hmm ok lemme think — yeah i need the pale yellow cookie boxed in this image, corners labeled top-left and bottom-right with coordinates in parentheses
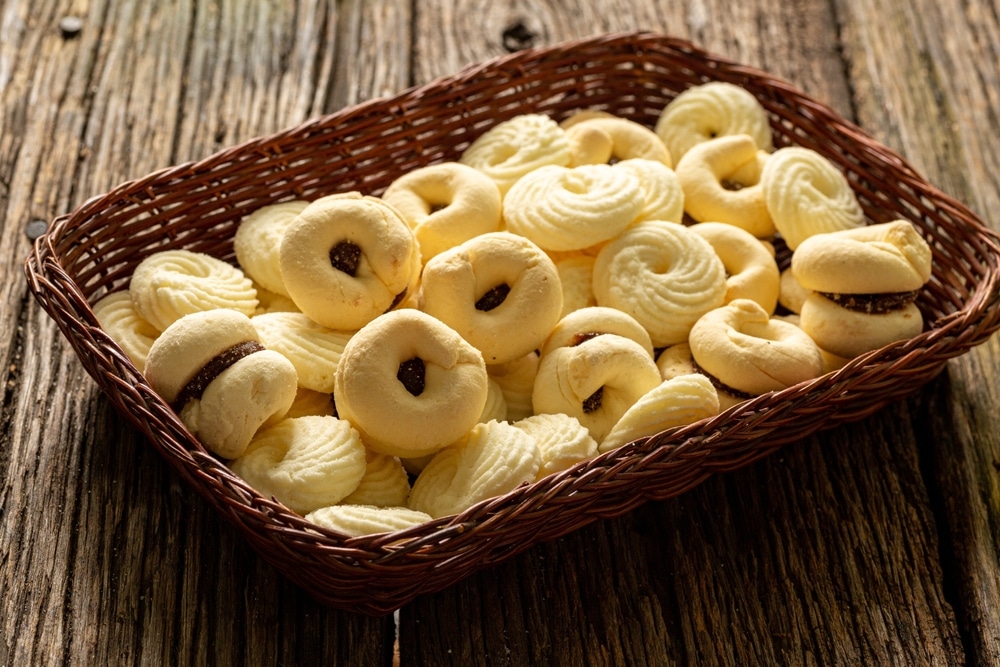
top-left (479, 378), bottom-right (509, 424)
top-left (340, 449), bottom-right (412, 508)
top-left (407, 420), bottom-right (540, 519)
top-left (613, 158), bottom-right (685, 224)
top-left (539, 306), bottom-right (654, 359)
top-left (143, 309), bottom-right (298, 459)
top-left (230, 415), bottom-right (366, 514)
top-left (487, 352), bottom-right (540, 423)
top-left (233, 200), bottom-right (310, 296)
top-left (778, 267), bottom-right (811, 315)
top-left (564, 116), bottom-right (672, 167)
top-left (799, 292), bottom-right (924, 359)
top-left (554, 254), bottom-right (597, 318)
top-left (532, 334), bottom-right (662, 443)
top-left (656, 342), bottom-right (697, 380)
top-left (278, 192), bottom-right (421, 331)
top-left (689, 299), bottom-right (824, 396)
top-left (306, 504), bottom-right (432, 537)
top-left (284, 387), bottom-right (337, 419)
top-left (592, 221), bottom-right (727, 347)
top-left (251, 311), bottom-right (354, 394)
top-left (502, 164), bottom-right (643, 252)
top-left (689, 221), bottom-right (780, 314)
top-left (92, 290), bottom-right (159, 371)
top-left (130, 249), bottom-right (257, 332)
top-left (512, 412), bottom-right (598, 481)
top-left (418, 232), bottom-right (563, 364)
top-left (459, 113), bottom-right (571, 195)
top-left (675, 134), bottom-right (774, 238)
top-left (598, 374), bottom-right (720, 453)
top-left (654, 81), bottom-right (774, 163)
top-left (381, 162), bottom-right (503, 262)
top-left (252, 283), bottom-right (300, 315)
top-left (334, 309), bottom-right (489, 458)
top-left (760, 146), bottom-right (865, 250)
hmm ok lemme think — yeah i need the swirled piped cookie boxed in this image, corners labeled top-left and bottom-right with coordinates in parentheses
top-left (459, 113), bottom-right (571, 195)
top-left (234, 200), bottom-right (310, 296)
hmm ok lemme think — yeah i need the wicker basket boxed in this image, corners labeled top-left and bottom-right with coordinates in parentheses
top-left (24, 31), bottom-right (1000, 616)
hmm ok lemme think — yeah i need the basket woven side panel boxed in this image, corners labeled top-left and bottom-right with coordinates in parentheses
top-left (25, 32), bottom-right (1000, 615)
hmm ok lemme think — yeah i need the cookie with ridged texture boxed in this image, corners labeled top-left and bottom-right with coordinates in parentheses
top-left (532, 334), bottom-right (662, 443)
top-left (654, 81), bottom-right (774, 163)
top-left (306, 505), bottom-right (432, 537)
top-left (278, 192), bottom-right (421, 331)
top-left (407, 420), bottom-right (540, 519)
top-left (233, 200), bottom-right (310, 295)
top-left (613, 158), bottom-right (685, 224)
top-left (92, 291), bottom-right (159, 371)
top-left (251, 311), bottom-right (354, 394)
top-left (761, 146), bottom-right (865, 250)
top-left (458, 113), bottom-right (571, 195)
top-left (599, 374), bottom-right (720, 453)
top-left (486, 352), bottom-right (539, 423)
top-left (129, 249), bottom-right (258, 332)
top-left (340, 449), bottom-right (411, 508)
top-left (478, 378), bottom-right (509, 424)
top-left (230, 415), bottom-right (366, 514)
top-left (553, 254), bottom-right (597, 318)
top-left (284, 387), bottom-right (337, 419)
top-left (503, 164), bottom-right (643, 252)
top-left (593, 221), bottom-right (727, 347)
top-left (512, 412), bottom-right (598, 481)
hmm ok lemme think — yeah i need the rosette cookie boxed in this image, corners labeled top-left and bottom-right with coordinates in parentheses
top-left (130, 249), bottom-right (258, 332)
top-left (251, 311), bottom-right (353, 394)
top-left (593, 221), bottom-right (727, 347)
top-left (613, 158), bottom-right (685, 224)
top-left (233, 200), bottom-right (310, 296)
top-left (503, 164), bottom-right (644, 252)
top-left (92, 291), bottom-right (159, 371)
top-left (598, 374), bottom-right (720, 453)
top-left (675, 134), bottom-right (774, 238)
top-left (340, 449), bottom-right (412, 508)
top-left (532, 334), bottom-right (661, 443)
top-left (419, 232), bottom-right (563, 364)
top-left (334, 309), bottom-right (489, 458)
top-left (278, 192), bottom-right (421, 331)
top-left (306, 505), bottom-right (433, 537)
top-left (761, 146), bottom-right (865, 250)
top-left (512, 413), bottom-right (598, 481)
top-left (408, 419), bottom-right (540, 519)
top-left (144, 309), bottom-right (298, 459)
top-left (229, 415), bottom-right (367, 515)
top-left (654, 81), bottom-right (774, 163)
top-left (381, 162), bottom-right (502, 262)
top-left (486, 352), bottom-right (540, 423)
top-left (458, 113), bottom-right (571, 195)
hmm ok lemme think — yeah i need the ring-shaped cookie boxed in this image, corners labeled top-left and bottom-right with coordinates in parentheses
top-left (129, 249), bottom-right (258, 332)
top-left (592, 221), bottom-right (727, 347)
top-left (675, 134), bottom-right (775, 238)
top-left (458, 113), bottom-right (571, 195)
top-left (613, 158), bottom-right (685, 224)
top-left (761, 146), bottom-right (865, 249)
top-left (278, 192), bottom-right (421, 331)
top-left (334, 309), bottom-right (489, 458)
top-left (502, 164), bottom-right (644, 252)
top-left (419, 232), bottom-right (563, 364)
top-left (539, 306), bottom-right (654, 359)
top-left (532, 334), bottom-right (662, 443)
top-left (233, 200), bottom-right (310, 296)
top-left (688, 298), bottom-right (823, 396)
top-left (654, 81), bottom-right (774, 163)
top-left (251, 311), bottom-right (354, 394)
top-left (689, 221), bottom-right (780, 314)
top-left (92, 291), bottom-right (159, 371)
top-left (565, 116), bottom-right (672, 167)
top-left (381, 162), bottom-right (503, 262)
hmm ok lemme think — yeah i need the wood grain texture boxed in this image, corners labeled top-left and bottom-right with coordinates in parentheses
top-left (2, 0), bottom-right (999, 665)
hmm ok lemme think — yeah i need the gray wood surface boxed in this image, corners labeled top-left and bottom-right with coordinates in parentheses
top-left (2, 0), bottom-right (998, 665)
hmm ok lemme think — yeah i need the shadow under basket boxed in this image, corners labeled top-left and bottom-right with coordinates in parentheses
top-left (24, 31), bottom-right (1000, 616)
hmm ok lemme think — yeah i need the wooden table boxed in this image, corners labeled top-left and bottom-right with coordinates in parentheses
top-left (4, 1), bottom-right (999, 665)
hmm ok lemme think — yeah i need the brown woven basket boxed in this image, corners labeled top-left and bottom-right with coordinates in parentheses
top-left (24, 31), bottom-right (1000, 616)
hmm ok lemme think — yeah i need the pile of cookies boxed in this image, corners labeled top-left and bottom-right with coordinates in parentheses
top-left (93, 81), bottom-right (933, 536)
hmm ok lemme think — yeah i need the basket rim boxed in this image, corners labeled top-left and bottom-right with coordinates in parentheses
top-left (23, 29), bottom-right (1000, 613)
